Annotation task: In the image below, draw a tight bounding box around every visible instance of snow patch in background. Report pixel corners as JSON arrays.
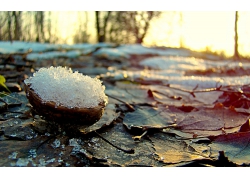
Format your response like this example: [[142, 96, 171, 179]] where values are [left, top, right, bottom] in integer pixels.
[[93, 48, 130, 60], [139, 56, 207, 71], [102, 69, 250, 89], [2, 41, 250, 90], [0, 41, 60, 54], [117, 44, 191, 56], [26, 50, 81, 61]]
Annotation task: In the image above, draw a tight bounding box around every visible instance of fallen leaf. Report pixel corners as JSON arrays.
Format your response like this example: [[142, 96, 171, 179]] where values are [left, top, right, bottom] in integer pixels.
[[79, 104, 120, 134], [150, 133, 205, 164], [209, 132, 250, 165], [123, 105, 175, 131]]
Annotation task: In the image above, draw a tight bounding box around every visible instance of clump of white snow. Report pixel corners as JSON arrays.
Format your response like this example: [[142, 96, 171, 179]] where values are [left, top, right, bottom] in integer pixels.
[[139, 56, 206, 71], [24, 66, 108, 108]]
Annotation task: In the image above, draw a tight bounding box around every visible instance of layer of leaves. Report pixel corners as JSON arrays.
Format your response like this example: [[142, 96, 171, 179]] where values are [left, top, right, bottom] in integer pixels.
[[1, 45, 250, 167]]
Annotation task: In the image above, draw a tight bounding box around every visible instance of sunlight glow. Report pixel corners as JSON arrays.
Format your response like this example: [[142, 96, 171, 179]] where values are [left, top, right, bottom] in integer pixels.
[[53, 11, 250, 57], [143, 11, 250, 57]]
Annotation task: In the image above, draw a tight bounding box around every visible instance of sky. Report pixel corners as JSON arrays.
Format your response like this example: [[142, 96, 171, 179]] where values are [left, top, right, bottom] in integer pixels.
[[143, 12, 236, 55]]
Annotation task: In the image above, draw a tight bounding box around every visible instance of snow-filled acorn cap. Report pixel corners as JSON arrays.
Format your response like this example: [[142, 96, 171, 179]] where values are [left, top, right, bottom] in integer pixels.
[[24, 66, 108, 108], [24, 66, 108, 125]]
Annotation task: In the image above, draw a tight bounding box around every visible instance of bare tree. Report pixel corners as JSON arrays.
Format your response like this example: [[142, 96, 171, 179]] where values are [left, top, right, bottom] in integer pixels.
[[34, 11, 45, 42], [127, 11, 161, 44], [7, 12, 13, 42], [0, 12, 8, 40], [12, 11, 22, 40], [0, 11, 59, 43], [73, 12, 90, 43], [95, 11, 111, 42], [106, 11, 161, 44], [234, 11, 240, 60]]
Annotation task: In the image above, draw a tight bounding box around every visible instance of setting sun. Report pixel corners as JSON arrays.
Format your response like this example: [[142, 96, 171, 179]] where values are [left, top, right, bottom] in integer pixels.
[[143, 11, 250, 57]]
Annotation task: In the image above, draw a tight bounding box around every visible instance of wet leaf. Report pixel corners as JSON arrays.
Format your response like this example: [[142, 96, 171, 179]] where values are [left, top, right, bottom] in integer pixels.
[[79, 104, 120, 134], [0, 92, 31, 120], [80, 123, 162, 167], [3, 118, 37, 140], [145, 85, 223, 107], [0, 136, 48, 166], [106, 82, 154, 105], [150, 133, 205, 164], [1, 92, 28, 107], [123, 106, 175, 131], [175, 106, 248, 136], [209, 132, 250, 165]]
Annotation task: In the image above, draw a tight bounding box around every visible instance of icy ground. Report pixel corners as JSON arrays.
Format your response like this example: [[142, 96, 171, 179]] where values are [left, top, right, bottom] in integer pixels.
[[1, 41, 250, 90]]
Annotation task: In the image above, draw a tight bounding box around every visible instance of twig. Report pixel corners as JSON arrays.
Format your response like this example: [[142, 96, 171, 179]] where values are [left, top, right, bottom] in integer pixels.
[[132, 130, 148, 141]]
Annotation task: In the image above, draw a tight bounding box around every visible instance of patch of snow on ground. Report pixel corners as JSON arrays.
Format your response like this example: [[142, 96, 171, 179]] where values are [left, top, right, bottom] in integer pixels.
[[139, 56, 207, 71], [103, 69, 250, 89], [3, 41, 250, 90], [117, 44, 191, 57], [93, 48, 130, 60], [0, 41, 60, 54], [26, 50, 81, 61]]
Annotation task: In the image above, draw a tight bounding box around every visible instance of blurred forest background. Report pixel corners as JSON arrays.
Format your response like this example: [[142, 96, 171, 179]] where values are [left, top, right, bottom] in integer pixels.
[[0, 11, 248, 59]]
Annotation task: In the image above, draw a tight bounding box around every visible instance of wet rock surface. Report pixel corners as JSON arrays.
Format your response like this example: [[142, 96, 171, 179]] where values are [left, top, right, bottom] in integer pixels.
[[1, 44, 250, 167]]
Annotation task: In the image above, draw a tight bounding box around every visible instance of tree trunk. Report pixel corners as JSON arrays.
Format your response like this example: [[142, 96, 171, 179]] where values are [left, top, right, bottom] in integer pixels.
[[7, 12, 12, 43], [234, 11, 240, 60], [95, 11, 111, 42], [95, 11, 101, 42], [13, 11, 22, 40], [35, 12, 45, 42]]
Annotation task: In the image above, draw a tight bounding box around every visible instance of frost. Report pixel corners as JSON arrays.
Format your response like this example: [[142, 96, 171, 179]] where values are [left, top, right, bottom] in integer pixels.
[[16, 158, 32, 167], [58, 158, 63, 163], [28, 149, 37, 158], [46, 158, 55, 163], [69, 138, 82, 146], [8, 152, 18, 159], [65, 163, 70, 167], [38, 158, 57, 166], [90, 137, 99, 143], [38, 158, 46, 166], [51, 139, 61, 149], [45, 132, 50, 136], [69, 138, 83, 154], [24, 66, 108, 108]]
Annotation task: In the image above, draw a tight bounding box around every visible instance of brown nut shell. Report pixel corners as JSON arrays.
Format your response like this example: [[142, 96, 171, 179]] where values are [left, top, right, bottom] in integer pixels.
[[24, 83, 105, 125]]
